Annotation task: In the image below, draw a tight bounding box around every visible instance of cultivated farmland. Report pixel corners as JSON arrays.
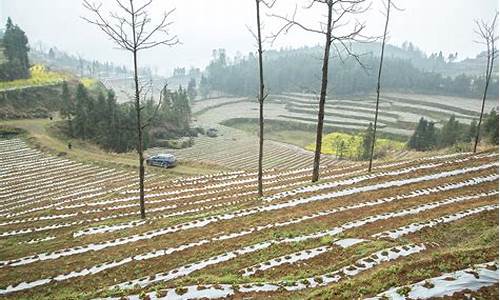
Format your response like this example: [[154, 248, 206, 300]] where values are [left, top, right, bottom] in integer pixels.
[[155, 92, 497, 169], [0, 137, 498, 299], [148, 97, 351, 170], [190, 93, 498, 139], [270, 92, 499, 137]]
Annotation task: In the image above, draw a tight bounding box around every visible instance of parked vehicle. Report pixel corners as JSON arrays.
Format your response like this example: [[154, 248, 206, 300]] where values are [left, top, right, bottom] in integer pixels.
[[146, 154, 177, 168], [207, 128, 218, 138]]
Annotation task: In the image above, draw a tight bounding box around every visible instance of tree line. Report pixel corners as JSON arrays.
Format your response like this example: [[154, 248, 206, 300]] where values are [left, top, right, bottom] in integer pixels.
[[407, 111, 499, 151], [44, 47, 130, 78], [60, 82, 192, 153], [201, 46, 499, 99]]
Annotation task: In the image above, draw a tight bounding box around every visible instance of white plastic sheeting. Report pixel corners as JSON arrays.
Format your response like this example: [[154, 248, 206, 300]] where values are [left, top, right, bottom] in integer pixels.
[[241, 238, 366, 276], [367, 261, 498, 299], [103, 244, 426, 300]]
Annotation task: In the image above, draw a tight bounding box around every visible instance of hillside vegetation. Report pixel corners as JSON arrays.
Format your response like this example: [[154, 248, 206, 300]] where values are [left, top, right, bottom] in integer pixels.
[[0, 83, 65, 119], [0, 64, 66, 91], [202, 46, 500, 98], [305, 132, 405, 159]]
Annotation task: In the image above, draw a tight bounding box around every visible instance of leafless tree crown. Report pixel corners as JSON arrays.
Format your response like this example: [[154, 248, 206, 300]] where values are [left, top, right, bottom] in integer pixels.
[[474, 12, 499, 77], [82, 0, 179, 52], [270, 0, 374, 63], [246, 1, 277, 47], [472, 11, 498, 153]]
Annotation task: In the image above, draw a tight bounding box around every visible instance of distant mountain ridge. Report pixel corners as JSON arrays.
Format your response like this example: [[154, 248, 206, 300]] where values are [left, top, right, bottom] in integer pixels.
[[262, 42, 498, 77]]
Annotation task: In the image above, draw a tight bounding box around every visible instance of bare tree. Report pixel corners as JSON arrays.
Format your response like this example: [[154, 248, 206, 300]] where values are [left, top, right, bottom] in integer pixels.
[[255, 0, 266, 197], [83, 0, 179, 219], [271, 0, 371, 182], [473, 12, 498, 153], [250, 0, 275, 197], [368, 0, 399, 172]]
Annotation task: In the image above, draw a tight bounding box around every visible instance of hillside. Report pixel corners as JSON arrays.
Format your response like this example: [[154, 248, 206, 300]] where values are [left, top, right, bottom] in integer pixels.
[[0, 137, 497, 299], [0, 83, 65, 119], [0, 3, 498, 299], [263, 43, 499, 77], [203, 45, 500, 99]]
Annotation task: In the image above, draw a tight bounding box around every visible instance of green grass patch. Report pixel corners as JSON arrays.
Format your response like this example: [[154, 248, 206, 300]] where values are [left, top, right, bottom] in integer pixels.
[[221, 118, 318, 148], [305, 132, 405, 159]]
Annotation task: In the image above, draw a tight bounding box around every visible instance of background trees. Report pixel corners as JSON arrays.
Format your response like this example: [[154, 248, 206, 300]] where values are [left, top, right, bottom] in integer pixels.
[[187, 78, 197, 100], [60, 81, 74, 136], [0, 18, 30, 80], [361, 123, 374, 160], [407, 111, 499, 152], [73, 83, 91, 140], [483, 109, 499, 145], [61, 82, 192, 153], [407, 118, 438, 151], [166, 87, 191, 131], [439, 115, 461, 147], [199, 45, 499, 99]]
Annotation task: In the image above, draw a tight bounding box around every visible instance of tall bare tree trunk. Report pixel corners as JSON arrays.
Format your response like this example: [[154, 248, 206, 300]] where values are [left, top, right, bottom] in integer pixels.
[[368, 0, 391, 172], [474, 46, 495, 153], [133, 49, 146, 219], [130, 4, 146, 219], [312, 1, 333, 183], [256, 0, 265, 197], [474, 63, 490, 153]]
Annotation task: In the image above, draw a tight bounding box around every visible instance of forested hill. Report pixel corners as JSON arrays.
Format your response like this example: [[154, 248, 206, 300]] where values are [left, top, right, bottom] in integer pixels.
[[201, 43, 499, 98], [29, 47, 131, 79]]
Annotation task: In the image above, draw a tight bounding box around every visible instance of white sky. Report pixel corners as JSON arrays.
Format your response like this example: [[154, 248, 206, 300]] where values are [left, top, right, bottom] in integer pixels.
[[0, 0, 498, 75]]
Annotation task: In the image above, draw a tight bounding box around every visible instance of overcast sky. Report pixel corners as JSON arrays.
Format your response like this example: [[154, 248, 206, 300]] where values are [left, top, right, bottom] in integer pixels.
[[0, 0, 498, 76]]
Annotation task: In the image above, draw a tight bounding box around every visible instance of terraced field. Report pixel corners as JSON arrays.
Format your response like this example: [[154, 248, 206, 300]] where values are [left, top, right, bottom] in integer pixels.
[[0, 138, 498, 299], [162, 92, 497, 170], [191, 93, 498, 139], [148, 127, 345, 171], [270, 92, 499, 138], [149, 97, 348, 170]]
